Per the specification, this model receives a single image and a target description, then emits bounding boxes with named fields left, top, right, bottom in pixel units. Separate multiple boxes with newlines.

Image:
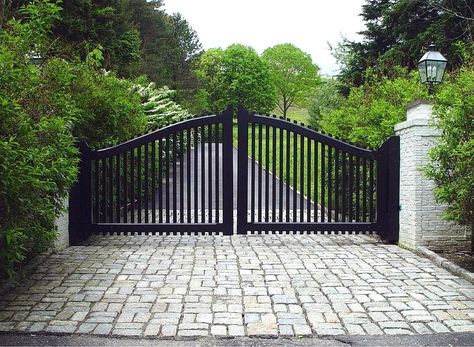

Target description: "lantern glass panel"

left=418, top=61, right=427, bottom=83
left=433, top=60, right=447, bottom=83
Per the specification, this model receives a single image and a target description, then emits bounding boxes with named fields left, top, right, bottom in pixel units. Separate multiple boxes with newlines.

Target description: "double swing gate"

left=69, top=106, right=399, bottom=244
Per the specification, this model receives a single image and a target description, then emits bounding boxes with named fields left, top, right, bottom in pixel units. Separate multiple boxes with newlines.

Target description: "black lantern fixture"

left=417, top=43, right=447, bottom=94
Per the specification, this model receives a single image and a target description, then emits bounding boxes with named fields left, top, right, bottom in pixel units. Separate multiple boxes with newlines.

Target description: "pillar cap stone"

left=407, top=99, right=433, bottom=120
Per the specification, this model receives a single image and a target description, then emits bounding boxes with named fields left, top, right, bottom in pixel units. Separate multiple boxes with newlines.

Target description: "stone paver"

left=1, top=234, right=474, bottom=338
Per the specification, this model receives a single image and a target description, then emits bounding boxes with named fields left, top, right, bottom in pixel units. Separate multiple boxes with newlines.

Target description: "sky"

left=163, top=0, right=367, bottom=76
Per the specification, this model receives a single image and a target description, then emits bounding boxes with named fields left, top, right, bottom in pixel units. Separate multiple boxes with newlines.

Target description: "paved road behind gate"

left=156, top=144, right=312, bottom=210
left=0, top=234, right=473, bottom=340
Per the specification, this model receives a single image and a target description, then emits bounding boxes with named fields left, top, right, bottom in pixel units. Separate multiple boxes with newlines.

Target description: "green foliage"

left=133, top=81, right=191, bottom=130
left=5, top=0, right=203, bottom=98
left=130, top=2, right=202, bottom=91
left=0, top=0, right=149, bottom=281
left=335, top=0, right=474, bottom=90
left=0, top=1, right=78, bottom=281
left=320, top=68, right=428, bottom=148
left=194, top=44, right=276, bottom=113
left=425, top=63, right=474, bottom=228
left=50, top=0, right=142, bottom=74
left=308, top=78, right=344, bottom=129
left=262, top=43, right=320, bottom=118
left=71, top=58, right=146, bottom=148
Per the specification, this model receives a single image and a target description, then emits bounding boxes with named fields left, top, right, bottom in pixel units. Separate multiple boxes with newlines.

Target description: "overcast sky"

left=163, top=0, right=367, bottom=76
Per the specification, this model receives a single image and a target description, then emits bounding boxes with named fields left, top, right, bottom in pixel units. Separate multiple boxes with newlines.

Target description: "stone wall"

left=394, top=100, right=471, bottom=251
left=54, top=197, right=70, bottom=250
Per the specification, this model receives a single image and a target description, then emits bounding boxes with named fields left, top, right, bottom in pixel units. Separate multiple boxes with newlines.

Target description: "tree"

left=0, top=0, right=5, bottom=28
left=194, top=44, right=276, bottom=112
left=5, top=0, right=203, bottom=94
left=320, top=67, right=428, bottom=148
left=308, top=77, right=344, bottom=129
left=0, top=1, right=150, bottom=280
left=51, top=0, right=142, bottom=74
left=130, top=3, right=202, bottom=91
left=334, top=0, right=474, bottom=90
left=163, top=14, right=202, bottom=91
left=262, top=43, right=320, bottom=118
left=425, top=63, right=474, bottom=247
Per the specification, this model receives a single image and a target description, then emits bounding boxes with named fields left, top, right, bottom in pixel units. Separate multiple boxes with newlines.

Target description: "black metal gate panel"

left=70, top=105, right=399, bottom=243
left=236, top=107, right=399, bottom=241
left=69, top=108, right=234, bottom=241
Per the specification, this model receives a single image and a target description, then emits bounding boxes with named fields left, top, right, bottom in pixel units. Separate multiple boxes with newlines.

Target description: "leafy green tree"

left=49, top=0, right=142, bottom=74
left=320, top=67, right=428, bottom=148
left=262, top=43, right=320, bottom=118
left=126, top=1, right=202, bottom=93
left=425, top=63, right=474, bottom=245
left=5, top=0, right=203, bottom=94
left=163, top=14, right=202, bottom=91
left=308, top=77, right=344, bottom=129
left=195, top=44, right=276, bottom=112
left=334, top=0, right=474, bottom=90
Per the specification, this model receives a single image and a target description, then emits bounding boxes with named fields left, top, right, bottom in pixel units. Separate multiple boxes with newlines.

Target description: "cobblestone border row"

left=416, top=246, right=474, bottom=284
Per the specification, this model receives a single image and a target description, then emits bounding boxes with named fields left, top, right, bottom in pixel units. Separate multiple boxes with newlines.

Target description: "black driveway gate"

left=236, top=107, right=399, bottom=242
left=70, top=106, right=399, bottom=243
left=69, top=107, right=234, bottom=243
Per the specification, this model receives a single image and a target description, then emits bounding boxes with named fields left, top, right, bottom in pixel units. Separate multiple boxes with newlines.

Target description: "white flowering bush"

left=133, top=82, right=191, bottom=130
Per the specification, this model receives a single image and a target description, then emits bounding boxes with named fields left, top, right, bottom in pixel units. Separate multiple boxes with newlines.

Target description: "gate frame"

left=70, top=105, right=399, bottom=243
left=69, top=107, right=234, bottom=243
left=236, top=107, right=399, bottom=242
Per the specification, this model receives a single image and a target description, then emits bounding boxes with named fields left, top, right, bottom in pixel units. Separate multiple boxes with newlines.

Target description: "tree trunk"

left=283, top=97, right=288, bottom=119
left=0, top=0, right=5, bottom=29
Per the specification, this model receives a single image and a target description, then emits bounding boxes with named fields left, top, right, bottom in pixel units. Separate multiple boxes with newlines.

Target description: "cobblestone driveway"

left=1, top=234, right=473, bottom=338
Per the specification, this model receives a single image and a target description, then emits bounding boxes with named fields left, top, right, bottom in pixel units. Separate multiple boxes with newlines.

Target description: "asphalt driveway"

left=156, top=144, right=313, bottom=210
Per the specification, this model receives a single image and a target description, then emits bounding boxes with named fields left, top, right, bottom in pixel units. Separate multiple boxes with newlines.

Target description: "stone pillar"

left=54, top=197, right=70, bottom=250
left=394, top=100, right=470, bottom=251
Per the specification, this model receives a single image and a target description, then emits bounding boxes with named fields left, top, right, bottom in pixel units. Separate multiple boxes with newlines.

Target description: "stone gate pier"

left=395, top=100, right=471, bottom=251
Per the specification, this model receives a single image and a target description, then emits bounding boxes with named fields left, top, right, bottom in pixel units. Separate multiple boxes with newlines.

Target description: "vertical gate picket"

left=180, top=131, right=184, bottom=223
left=265, top=124, right=270, bottom=222
left=237, top=106, right=249, bottom=234
left=187, top=129, right=191, bottom=223
left=272, top=125, right=277, bottom=222
left=151, top=141, right=156, bottom=223
left=299, top=128, right=304, bottom=222
left=215, top=124, right=219, bottom=224
left=251, top=123, right=255, bottom=224
left=221, top=106, right=233, bottom=235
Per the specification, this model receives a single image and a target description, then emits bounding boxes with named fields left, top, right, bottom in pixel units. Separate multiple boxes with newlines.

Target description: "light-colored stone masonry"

left=394, top=100, right=471, bottom=251
left=54, top=197, right=69, bottom=250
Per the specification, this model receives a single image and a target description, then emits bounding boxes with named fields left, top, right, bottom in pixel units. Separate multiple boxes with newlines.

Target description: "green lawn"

left=283, top=106, right=310, bottom=124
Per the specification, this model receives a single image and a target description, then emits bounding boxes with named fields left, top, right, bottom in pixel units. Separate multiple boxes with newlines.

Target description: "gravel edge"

left=416, top=246, right=474, bottom=284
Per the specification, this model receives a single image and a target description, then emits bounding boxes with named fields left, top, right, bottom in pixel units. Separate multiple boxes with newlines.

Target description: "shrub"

left=71, top=55, right=147, bottom=148
left=0, top=1, right=78, bottom=281
left=320, top=67, right=427, bottom=148
left=133, top=81, right=191, bottom=130
left=0, top=1, right=148, bottom=281
left=425, top=63, right=474, bottom=231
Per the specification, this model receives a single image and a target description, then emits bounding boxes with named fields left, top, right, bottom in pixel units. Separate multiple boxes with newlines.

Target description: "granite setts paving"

left=0, top=234, right=473, bottom=338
